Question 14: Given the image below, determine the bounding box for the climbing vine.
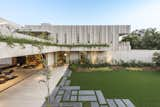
[0,34,109,48]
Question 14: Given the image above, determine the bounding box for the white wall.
[109,50,160,63]
[0,58,12,65]
[86,50,160,64]
[0,42,59,59]
[0,42,112,59]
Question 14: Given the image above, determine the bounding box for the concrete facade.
[16,25,131,65]
[0,21,157,65]
[21,25,131,51]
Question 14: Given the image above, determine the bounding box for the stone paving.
[42,69,136,107]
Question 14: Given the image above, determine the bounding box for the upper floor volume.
[19,24,130,48]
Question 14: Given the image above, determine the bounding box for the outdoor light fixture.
[64,53,67,56]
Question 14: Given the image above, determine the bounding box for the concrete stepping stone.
[78,95,97,101]
[57,90,64,95]
[71,95,77,101]
[100,105,108,107]
[59,102,82,107]
[114,99,126,107]
[63,90,71,101]
[106,99,117,107]
[95,90,107,105]
[64,80,71,86]
[122,99,135,107]
[91,102,99,107]
[63,86,80,90]
[43,103,60,107]
[59,102,72,107]
[79,90,95,95]
[72,102,83,107]
[72,90,78,95]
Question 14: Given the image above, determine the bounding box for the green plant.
[0,34,109,48]
[38,47,52,106]
[71,70,160,107]
[122,28,160,49]
[115,59,153,67]
[152,52,160,65]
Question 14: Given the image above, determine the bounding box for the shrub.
[152,52,160,65]
[115,59,153,67]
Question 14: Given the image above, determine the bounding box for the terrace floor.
[0,67,39,92]
[0,65,68,107]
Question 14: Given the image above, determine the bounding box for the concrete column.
[52,52,57,66]
[65,55,70,64]
[45,52,54,66]
[90,51,98,64]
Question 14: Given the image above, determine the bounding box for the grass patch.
[70,69,160,107]
[83,102,91,107]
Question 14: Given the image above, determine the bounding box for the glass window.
[99,32,101,43]
[76,33,79,43]
[56,33,58,43]
[64,33,67,44]
[87,33,90,43]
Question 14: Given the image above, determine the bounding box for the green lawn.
[70,69,160,107]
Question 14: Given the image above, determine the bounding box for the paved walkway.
[0,65,68,107]
[43,69,136,107]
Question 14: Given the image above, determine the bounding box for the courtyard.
[1,1,160,106]
[70,66,160,107]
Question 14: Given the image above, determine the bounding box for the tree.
[121,34,141,49]
[141,28,160,49]
[121,28,160,49]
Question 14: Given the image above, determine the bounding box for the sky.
[0,0,160,30]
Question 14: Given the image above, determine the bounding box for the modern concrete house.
[0,18,158,70]
[17,24,131,65]
[0,18,132,107]
[0,18,159,107]
[0,18,131,92]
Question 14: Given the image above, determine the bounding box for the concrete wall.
[107,50,160,63]
[63,50,160,64]
[87,50,160,64]
[0,42,59,59]
[88,51,107,64]
[0,58,12,65]
[0,42,114,59]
